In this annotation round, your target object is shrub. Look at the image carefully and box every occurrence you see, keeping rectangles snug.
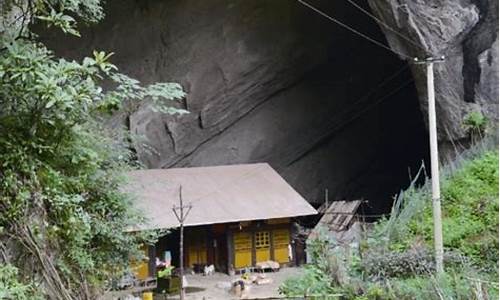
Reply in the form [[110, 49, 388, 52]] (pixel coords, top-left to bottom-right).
[[279, 265, 339, 298], [0, 265, 41, 300], [362, 247, 466, 279], [463, 111, 488, 143], [388, 272, 497, 300], [279, 228, 346, 297]]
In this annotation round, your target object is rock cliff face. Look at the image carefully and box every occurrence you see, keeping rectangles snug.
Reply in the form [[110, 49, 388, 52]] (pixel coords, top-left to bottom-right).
[[40, 0, 497, 212], [369, 0, 498, 159]]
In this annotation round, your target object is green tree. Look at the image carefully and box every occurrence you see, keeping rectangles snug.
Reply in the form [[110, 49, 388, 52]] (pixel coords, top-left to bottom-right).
[[0, 1, 185, 298]]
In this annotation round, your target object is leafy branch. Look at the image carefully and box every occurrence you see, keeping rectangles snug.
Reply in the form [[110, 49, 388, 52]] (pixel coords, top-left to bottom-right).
[[0, 0, 186, 298]]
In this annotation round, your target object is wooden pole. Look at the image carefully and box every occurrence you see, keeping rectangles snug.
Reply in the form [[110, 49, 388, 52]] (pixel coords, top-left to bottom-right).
[[426, 60, 444, 274], [179, 199, 185, 300], [172, 186, 192, 300]]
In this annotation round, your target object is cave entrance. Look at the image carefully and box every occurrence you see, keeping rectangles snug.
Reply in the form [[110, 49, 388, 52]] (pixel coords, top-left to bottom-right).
[[37, 0, 431, 218], [286, 58, 430, 217], [284, 0, 431, 217]]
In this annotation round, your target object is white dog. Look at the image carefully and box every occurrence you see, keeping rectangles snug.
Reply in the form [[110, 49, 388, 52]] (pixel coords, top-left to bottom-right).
[[203, 264, 215, 276]]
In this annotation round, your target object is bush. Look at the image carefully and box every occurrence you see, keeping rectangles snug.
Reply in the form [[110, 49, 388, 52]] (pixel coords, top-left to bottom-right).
[[0, 265, 41, 300], [388, 272, 497, 300], [463, 111, 488, 143], [279, 229, 346, 297], [362, 247, 466, 279], [279, 265, 339, 298]]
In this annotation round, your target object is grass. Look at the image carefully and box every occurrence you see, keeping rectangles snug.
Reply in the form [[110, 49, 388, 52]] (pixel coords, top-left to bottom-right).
[[280, 137, 499, 299], [380, 141, 498, 271]]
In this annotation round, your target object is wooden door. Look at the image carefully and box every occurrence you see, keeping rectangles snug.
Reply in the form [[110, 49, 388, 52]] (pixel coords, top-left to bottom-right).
[[233, 232, 252, 268], [272, 228, 290, 263], [188, 242, 207, 267], [131, 245, 150, 280], [254, 231, 271, 263], [187, 231, 207, 268]]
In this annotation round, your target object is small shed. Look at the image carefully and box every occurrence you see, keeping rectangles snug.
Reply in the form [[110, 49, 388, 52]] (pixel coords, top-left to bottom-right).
[[124, 163, 317, 276], [317, 200, 362, 232], [311, 200, 364, 244]]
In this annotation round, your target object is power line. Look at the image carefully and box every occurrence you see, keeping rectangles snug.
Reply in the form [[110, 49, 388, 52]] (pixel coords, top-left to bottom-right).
[[336, 77, 415, 131], [344, 0, 427, 52], [174, 66, 411, 206], [297, 0, 414, 60], [286, 64, 412, 166], [354, 63, 409, 103]]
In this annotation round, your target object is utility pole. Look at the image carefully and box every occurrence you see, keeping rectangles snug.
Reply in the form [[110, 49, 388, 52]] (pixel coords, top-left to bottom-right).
[[172, 185, 192, 300], [414, 56, 445, 274], [296, 0, 446, 275]]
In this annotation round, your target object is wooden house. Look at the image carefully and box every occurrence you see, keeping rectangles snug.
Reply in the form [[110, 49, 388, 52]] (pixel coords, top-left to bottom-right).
[[124, 163, 317, 278]]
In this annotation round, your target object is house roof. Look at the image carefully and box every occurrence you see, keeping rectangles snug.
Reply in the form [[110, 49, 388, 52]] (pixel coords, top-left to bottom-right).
[[315, 200, 362, 232], [124, 163, 317, 231]]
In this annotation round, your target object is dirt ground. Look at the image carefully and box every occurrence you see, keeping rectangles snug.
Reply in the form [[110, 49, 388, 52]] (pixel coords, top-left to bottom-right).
[[158, 267, 302, 300]]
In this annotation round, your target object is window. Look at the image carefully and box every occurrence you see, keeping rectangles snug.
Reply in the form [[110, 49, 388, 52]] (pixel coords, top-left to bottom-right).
[[254, 231, 270, 249]]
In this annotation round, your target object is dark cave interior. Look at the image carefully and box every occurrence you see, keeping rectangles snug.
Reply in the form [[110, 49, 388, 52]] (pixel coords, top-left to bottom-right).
[[39, 0, 431, 217], [280, 0, 431, 215]]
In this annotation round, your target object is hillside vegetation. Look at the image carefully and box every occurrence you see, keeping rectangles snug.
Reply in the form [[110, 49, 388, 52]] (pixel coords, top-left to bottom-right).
[[0, 1, 184, 298], [281, 140, 499, 299]]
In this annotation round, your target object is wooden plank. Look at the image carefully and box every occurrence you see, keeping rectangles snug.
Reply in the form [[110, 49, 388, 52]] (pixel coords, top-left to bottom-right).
[[317, 200, 362, 232]]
